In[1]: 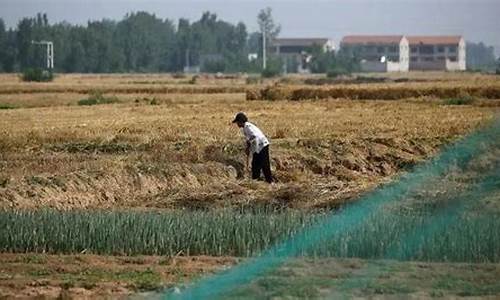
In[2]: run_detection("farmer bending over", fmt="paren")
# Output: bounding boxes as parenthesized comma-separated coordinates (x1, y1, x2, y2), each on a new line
(232, 112, 273, 183)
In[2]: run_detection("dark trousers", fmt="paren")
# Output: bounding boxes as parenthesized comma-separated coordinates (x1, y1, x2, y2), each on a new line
(252, 145, 273, 183)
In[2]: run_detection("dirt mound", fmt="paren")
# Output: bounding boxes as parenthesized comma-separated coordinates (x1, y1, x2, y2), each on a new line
(247, 85, 500, 101)
(0, 137, 442, 210)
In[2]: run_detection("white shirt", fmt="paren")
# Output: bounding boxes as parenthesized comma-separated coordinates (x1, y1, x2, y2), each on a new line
(242, 122, 270, 154)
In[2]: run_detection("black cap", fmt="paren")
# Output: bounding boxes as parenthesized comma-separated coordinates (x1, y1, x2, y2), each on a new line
(232, 112, 248, 123)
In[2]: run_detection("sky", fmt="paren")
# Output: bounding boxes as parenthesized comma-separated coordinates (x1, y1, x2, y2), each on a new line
(1, 0, 499, 56)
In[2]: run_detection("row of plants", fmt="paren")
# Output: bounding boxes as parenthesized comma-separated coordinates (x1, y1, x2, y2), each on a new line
(1, 113, 498, 263)
(0, 204, 498, 262)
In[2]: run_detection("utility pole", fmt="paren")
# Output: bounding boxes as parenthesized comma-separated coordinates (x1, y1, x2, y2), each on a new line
(185, 49, 190, 70)
(31, 40, 54, 69)
(262, 30, 267, 70)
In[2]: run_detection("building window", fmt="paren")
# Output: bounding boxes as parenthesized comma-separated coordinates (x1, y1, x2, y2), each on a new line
(410, 57, 418, 62)
(424, 57, 434, 61)
(411, 47, 418, 53)
(449, 56, 457, 62)
(448, 46, 457, 53)
(388, 56, 399, 62)
(365, 46, 375, 52)
(389, 46, 398, 52)
(437, 56, 446, 61)
(419, 46, 434, 54)
(377, 46, 385, 53)
(438, 46, 445, 53)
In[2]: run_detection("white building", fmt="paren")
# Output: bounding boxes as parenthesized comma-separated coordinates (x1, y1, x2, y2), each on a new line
(339, 35, 466, 72)
(339, 35, 410, 72)
(407, 36, 466, 71)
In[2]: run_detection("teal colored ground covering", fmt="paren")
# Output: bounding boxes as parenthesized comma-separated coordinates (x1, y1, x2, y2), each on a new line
(336, 165, 500, 295)
(167, 117, 500, 299)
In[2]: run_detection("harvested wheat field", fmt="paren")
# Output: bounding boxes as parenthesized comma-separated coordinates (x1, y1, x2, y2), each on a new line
(1, 73, 498, 210)
(1, 73, 500, 299)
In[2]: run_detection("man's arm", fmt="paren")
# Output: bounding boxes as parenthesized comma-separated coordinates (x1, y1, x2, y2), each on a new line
(245, 140, 251, 156)
(245, 140, 251, 173)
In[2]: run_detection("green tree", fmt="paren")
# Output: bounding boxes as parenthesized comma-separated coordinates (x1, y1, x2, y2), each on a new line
(16, 14, 52, 70)
(116, 12, 175, 72)
(257, 7, 281, 72)
(466, 42, 497, 72)
(173, 18, 192, 71)
(2, 29, 17, 72)
(6, 11, 250, 73)
(31, 13, 51, 68)
(224, 22, 249, 72)
(257, 7, 280, 47)
(64, 40, 86, 72)
(335, 46, 362, 72)
(16, 18, 35, 69)
(177, 12, 248, 73)
(75, 20, 126, 73)
(247, 32, 261, 54)
(0, 18, 6, 71)
(308, 44, 335, 73)
(54, 24, 84, 72)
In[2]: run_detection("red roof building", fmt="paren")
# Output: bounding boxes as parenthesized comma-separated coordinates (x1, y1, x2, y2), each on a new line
(339, 35, 410, 72)
(341, 35, 405, 45)
(339, 35, 466, 72)
(407, 36, 466, 71)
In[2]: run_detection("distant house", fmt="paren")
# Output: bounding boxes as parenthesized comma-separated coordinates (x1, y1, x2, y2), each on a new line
(339, 35, 466, 72)
(270, 38, 335, 73)
(339, 35, 410, 72)
(407, 36, 466, 71)
(272, 38, 334, 54)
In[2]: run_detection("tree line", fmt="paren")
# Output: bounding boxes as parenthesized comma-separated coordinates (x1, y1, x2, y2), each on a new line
(0, 10, 362, 76)
(0, 12, 263, 73)
(0, 11, 498, 74)
(466, 42, 498, 72)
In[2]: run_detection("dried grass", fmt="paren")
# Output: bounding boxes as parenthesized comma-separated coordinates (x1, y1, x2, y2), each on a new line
(249, 85, 500, 101)
(0, 74, 498, 210)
